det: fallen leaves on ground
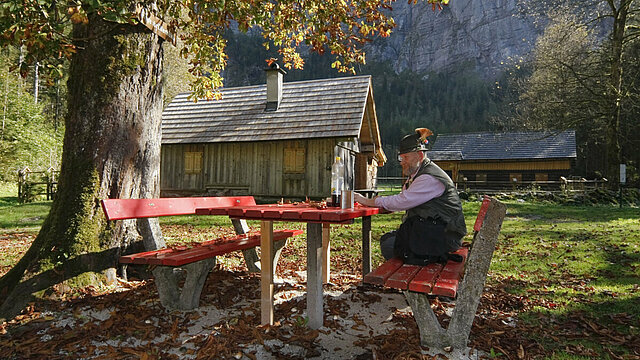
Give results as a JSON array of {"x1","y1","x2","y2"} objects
[
  {"x1": 2, "y1": 226, "x2": 640, "y2": 359},
  {"x1": 0, "y1": 231, "x2": 36, "y2": 277}
]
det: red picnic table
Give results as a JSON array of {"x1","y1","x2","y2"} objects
[{"x1": 195, "y1": 203, "x2": 380, "y2": 329}]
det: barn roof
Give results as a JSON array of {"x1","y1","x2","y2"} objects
[
  {"x1": 428, "y1": 130, "x2": 576, "y2": 160},
  {"x1": 162, "y1": 76, "x2": 375, "y2": 144}
]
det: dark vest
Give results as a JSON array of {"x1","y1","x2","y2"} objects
[{"x1": 405, "y1": 159, "x2": 467, "y2": 238}]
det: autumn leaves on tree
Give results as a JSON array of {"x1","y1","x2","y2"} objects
[{"x1": 0, "y1": 0, "x2": 448, "y2": 317}]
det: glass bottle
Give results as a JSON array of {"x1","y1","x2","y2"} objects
[{"x1": 330, "y1": 156, "x2": 344, "y2": 207}]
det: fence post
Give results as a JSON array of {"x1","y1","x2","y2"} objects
[
  {"x1": 17, "y1": 167, "x2": 31, "y2": 202},
  {"x1": 17, "y1": 169, "x2": 23, "y2": 201},
  {"x1": 46, "y1": 167, "x2": 56, "y2": 200}
]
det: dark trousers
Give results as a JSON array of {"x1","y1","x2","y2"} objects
[
  {"x1": 379, "y1": 231, "x2": 397, "y2": 260},
  {"x1": 378, "y1": 229, "x2": 462, "y2": 261}
]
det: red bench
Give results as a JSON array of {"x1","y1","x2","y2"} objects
[
  {"x1": 363, "y1": 196, "x2": 492, "y2": 298},
  {"x1": 363, "y1": 195, "x2": 507, "y2": 350},
  {"x1": 363, "y1": 246, "x2": 469, "y2": 297},
  {"x1": 101, "y1": 196, "x2": 302, "y2": 310},
  {"x1": 118, "y1": 229, "x2": 302, "y2": 266}
]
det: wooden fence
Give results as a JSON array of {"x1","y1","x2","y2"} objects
[
  {"x1": 376, "y1": 176, "x2": 609, "y2": 194},
  {"x1": 17, "y1": 167, "x2": 59, "y2": 202}
]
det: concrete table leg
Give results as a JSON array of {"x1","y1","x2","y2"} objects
[
  {"x1": 322, "y1": 223, "x2": 330, "y2": 284},
  {"x1": 260, "y1": 220, "x2": 275, "y2": 326},
  {"x1": 362, "y1": 216, "x2": 372, "y2": 276},
  {"x1": 307, "y1": 222, "x2": 324, "y2": 329}
]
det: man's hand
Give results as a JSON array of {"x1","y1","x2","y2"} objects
[{"x1": 354, "y1": 193, "x2": 377, "y2": 207}]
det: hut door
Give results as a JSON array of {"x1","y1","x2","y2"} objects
[
  {"x1": 355, "y1": 154, "x2": 377, "y2": 189},
  {"x1": 182, "y1": 145, "x2": 204, "y2": 191},
  {"x1": 283, "y1": 145, "x2": 307, "y2": 197}
]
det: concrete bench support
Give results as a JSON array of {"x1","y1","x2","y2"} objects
[
  {"x1": 405, "y1": 197, "x2": 507, "y2": 349},
  {"x1": 130, "y1": 216, "x2": 217, "y2": 310},
  {"x1": 151, "y1": 219, "x2": 257, "y2": 311},
  {"x1": 234, "y1": 219, "x2": 287, "y2": 275},
  {"x1": 153, "y1": 258, "x2": 216, "y2": 310}
]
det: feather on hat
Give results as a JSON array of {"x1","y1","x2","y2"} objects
[{"x1": 415, "y1": 128, "x2": 433, "y2": 141}]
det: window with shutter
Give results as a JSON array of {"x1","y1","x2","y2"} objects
[
  {"x1": 535, "y1": 173, "x2": 548, "y2": 182},
  {"x1": 283, "y1": 148, "x2": 305, "y2": 173},
  {"x1": 184, "y1": 151, "x2": 202, "y2": 174}
]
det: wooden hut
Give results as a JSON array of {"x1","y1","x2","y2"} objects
[
  {"x1": 160, "y1": 67, "x2": 386, "y2": 199},
  {"x1": 427, "y1": 131, "x2": 576, "y2": 188}
]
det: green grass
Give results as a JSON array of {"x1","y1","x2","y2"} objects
[
  {"x1": 1, "y1": 184, "x2": 638, "y2": 358},
  {"x1": 484, "y1": 200, "x2": 639, "y2": 358},
  {"x1": 0, "y1": 182, "x2": 52, "y2": 230},
  {"x1": 0, "y1": 201, "x2": 52, "y2": 230},
  {"x1": 0, "y1": 183, "x2": 50, "y2": 275}
]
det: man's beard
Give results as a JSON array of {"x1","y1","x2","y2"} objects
[{"x1": 402, "y1": 162, "x2": 420, "y2": 177}]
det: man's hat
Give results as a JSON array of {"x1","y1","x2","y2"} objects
[{"x1": 398, "y1": 128, "x2": 433, "y2": 154}]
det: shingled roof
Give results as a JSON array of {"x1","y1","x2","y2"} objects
[
  {"x1": 162, "y1": 76, "x2": 373, "y2": 144},
  {"x1": 429, "y1": 130, "x2": 576, "y2": 160}
]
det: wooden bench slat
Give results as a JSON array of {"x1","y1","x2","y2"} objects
[
  {"x1": 384, "y1": 264, "x2": 421, "y2": 290},
  {"x1": 162, "y1": 229, "x2": 302, "y2": 266},
  {"x1": 119, "y1": 238, "x2": 255, "y2": 265},
  {"x1": 227, "y1": 208, "x2": 248, "y2": 217},
  {"x1": 366, "y1": 198, "x2": 492, "y2": 298},
  {"x1": 473, "y1": 196, "x2": 491, "y2": 232},
  {"x1": 407, "y1": 263, "x2": 444, "y2": 293},
  {"x1": 195, "y1": 208, "x2": 230, "y2": 216},
  {"x1": 320, "y1": 209, "x2": 353, "y2": 222},
  {"x1": 430, "y1": 278, "x2": 460, "y2": 298},
  {"x1": 149, "y1": 237, "x2": 260, "y2": 266},
  {"x1": 431, "y1": 247, "x2": 469, "y2": 297},
  {"x1": 365, "y1": 245, "x2": 471, "y2": 296},
  {"x1": 245, "y1": 209, "x2": 266, "y2": 218},
  {"x1": 299, "y1": 211, "x2": 322, "y2": 221},
  {"x1": 263, "y1": 209, "x2": 286, "y2": 219},
  {"x1": 450, "y1": 246, "x2": 469, "y2": 258},
  {"x1": 439, "y1": 261, "x2": 466, "y2": 278},
  {"x1": 119, "y1": 229, "x2": 303, "y2": 267},
  {"x1": 102, "y1": 196, "x2": 256, "y2": 220},
  {"x1": 440, "y1": 247, "x2": 469, "y2": 276},
  {"x1": 363, "y1": 257, "x2": 403, "y2": 286},
  {"x1": 119, "y1": 248, "x2": 175, "y2": 264}
]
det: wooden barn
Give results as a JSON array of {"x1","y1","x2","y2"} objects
[
  {"x1": 427, "y1": 131, "x2": 576, "y2": 188},
  {"x1": 160, "y1": 67, "x2": 386, "y2": 199}
]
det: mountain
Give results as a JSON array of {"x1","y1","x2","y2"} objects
[{"x1": 367, "y1": 0, "x2": 540, "y2": 78}]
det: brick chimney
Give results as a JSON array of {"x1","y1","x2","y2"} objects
[{"x1": 265, "y1": 62, "x2": 286, "y2": 111}]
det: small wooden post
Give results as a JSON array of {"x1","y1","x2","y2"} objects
[
  {"x1": 260, "y1": 220, "x2": 275, "y2": 325},
  {"x1": 322, "y1": 223, "x2": 330, "y2": 284},
  {"x1": 17, "y1": 169, "x2": 23, "y2": 201}
]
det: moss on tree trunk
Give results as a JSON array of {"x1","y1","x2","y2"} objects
[{"x1": 0, "y1": 14, "x2": 164, "y2": 318}]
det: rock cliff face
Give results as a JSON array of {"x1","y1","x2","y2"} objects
[{"x1": 367, "y1": 0, "x2": 540, "y2": 78}]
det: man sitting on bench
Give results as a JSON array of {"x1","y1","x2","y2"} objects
[{"x1": 354, "y1": 127, "x2": 467, "y2": 264}]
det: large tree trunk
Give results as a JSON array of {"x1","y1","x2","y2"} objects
[
  {"x1": 0, "y1": 15, "x2": 164, "y2": 318},
  {"x1": 605, "y1": 0, "x2": 629, "y2": 188}
]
